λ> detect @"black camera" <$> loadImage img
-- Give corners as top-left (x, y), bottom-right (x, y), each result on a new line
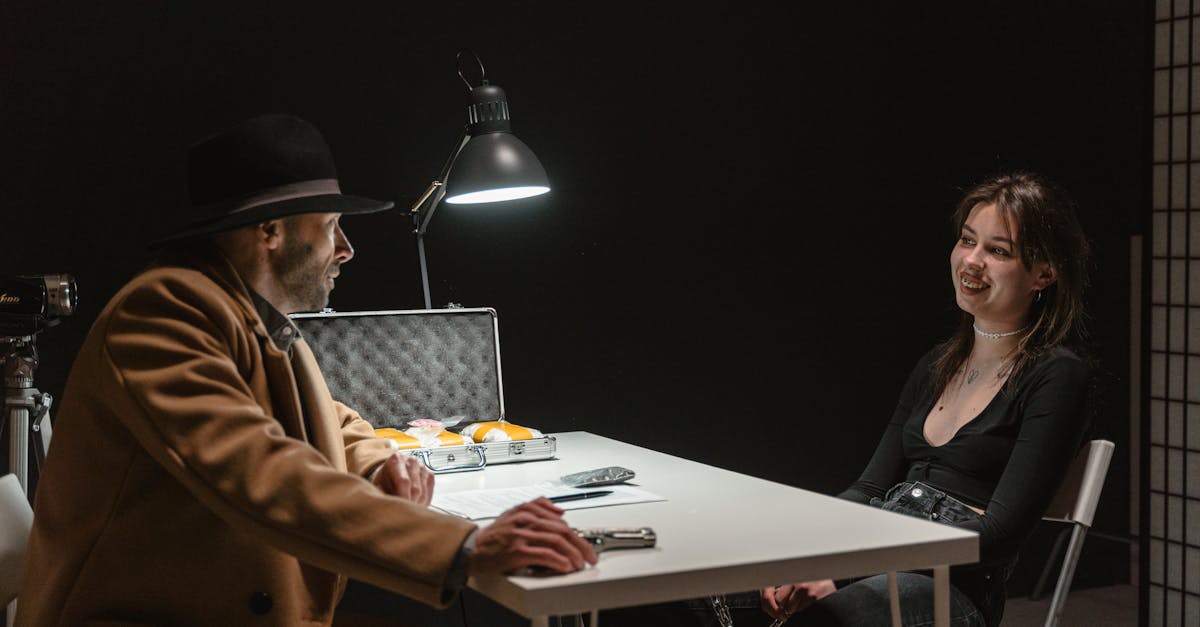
top-left (0, 274), bottom-right (78, 337)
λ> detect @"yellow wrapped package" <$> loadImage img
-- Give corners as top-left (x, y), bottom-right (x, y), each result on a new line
top-left (375, 419), bottom-right (471, 449)
top-left (374, 428), bottom-right (422, 450)
top-left (460, 421), bottom-right (543, 443)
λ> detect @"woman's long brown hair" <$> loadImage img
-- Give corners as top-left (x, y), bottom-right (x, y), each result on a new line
top-left (929, 172), bottom-right (1092, 397)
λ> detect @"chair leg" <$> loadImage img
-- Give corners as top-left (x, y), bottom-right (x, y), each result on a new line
top-left (1044, 524), bottom-right (1088, 627)
top-left (1031, 527), bottom-right (1071, 601)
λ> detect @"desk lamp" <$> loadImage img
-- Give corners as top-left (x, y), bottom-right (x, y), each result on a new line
top-left (409, 50), bottom-right (550, 309)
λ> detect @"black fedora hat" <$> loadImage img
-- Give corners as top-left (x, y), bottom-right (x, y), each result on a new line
top-left (151, 114), bottom-right (393, 248)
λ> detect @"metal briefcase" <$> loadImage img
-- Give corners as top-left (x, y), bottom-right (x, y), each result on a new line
top-left (290, 308), bottom-right (555, 472)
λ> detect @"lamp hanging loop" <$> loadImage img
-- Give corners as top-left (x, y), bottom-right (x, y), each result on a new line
top-left (456, 49), bottom-right (487, 89)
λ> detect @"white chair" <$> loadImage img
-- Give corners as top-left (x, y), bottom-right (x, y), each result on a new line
top-left (1034, 439), bottom-right (1115, 627)
top-left (1, 473), bottom-right (34, 606)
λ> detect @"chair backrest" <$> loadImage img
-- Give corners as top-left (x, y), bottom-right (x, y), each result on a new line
top-left (0, 473), bottom-right (34, 605)
top-left (1042, 439), bottom-right (1114, 527)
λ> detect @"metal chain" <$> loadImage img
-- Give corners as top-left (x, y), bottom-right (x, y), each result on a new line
top-left (707, 595), bottom-right (734, 627)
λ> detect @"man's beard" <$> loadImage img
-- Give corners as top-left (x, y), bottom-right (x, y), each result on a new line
top-left (271, 236), bottom-right (334, 313)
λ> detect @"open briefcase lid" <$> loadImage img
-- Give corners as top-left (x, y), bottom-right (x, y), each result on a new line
top-left (290, 308), bottom-right (506, 430)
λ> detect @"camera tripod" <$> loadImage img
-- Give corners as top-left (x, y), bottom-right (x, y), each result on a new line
top-left (2, 335), bottom-right (53, 495)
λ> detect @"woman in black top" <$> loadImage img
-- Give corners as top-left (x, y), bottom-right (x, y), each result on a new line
top-left (761, 172), bottom-right (1093, 627)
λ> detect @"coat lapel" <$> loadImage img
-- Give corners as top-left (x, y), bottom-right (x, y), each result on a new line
top-left (262, 341), bottom-right (310, 442)
top-left (291, 339), bottom-right (348, 472)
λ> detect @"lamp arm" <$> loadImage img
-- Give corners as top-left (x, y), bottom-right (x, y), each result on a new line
top-left (409, 180), bottom-right (444, 236)
top-left (412, 132), bottom-right (470, 234)
top-left (411, 131), bottom-right (470, 308)
top-left (417, 228), bottom-right (433, 309)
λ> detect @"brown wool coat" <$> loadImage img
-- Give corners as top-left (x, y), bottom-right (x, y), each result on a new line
top-left (16, 250), bottom-right (476, 626)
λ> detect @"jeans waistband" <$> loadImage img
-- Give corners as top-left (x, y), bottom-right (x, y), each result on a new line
top-left (871, 481), bottom-right (981, 525)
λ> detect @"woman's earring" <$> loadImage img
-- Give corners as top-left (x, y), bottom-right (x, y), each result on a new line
top-left (1035, 290), bottom-right (1043, 303)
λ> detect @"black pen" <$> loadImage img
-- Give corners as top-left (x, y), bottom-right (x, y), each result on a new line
top-left (549, 490), bottom-right (614, 503)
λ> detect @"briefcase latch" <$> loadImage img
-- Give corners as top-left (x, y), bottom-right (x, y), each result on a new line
top-left (411, 445), bottom-right (487, 474)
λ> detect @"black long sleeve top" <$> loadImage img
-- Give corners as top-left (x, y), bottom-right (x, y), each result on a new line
top-left (838, 346), bottom-right (1091, 565)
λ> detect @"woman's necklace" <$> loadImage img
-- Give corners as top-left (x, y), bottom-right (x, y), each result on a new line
top-left (973, 323), bottom-right (1028, 339)
top-left (935, 360), bottom-right (1009, 411)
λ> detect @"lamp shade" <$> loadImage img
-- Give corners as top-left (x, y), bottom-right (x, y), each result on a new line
top-left (441, 82), bottom-right (550, 204)
top-left (444, 133), bottom-right (550, 204)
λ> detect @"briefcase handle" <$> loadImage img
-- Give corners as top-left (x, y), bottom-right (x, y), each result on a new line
top-left (409, 445), bottom-right (488, 474)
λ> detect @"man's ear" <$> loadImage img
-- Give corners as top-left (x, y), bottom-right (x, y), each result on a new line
top-left (1033, 261), bottom-right (1057, 290)
top-left (257, 219), bottom-right (285, 251)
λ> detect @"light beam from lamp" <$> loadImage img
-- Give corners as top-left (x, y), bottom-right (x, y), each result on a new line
top-left (409, 50), bottom-right (550, 309)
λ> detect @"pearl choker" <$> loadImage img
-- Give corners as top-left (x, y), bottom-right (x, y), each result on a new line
top-left (973, 323), bottom-right (1028, 339)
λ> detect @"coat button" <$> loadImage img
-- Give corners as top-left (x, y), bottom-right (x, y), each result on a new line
top-left (249, 591), bottom-right (273, 615)
top-left (911, 488), bottom-right (923, 497)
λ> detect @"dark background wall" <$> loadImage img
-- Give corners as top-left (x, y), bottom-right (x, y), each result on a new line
top-left (1, 1), bottom-right (1144, 596)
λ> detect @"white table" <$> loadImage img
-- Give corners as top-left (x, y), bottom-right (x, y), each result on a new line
top-left (436, 431), bottom-right (978, 626)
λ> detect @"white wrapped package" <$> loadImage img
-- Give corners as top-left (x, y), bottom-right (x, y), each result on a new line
top-left (460, 421), bottom-right (543, 443)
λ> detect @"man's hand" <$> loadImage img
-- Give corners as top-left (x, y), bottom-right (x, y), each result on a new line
top-left (469, 498), bottom-right (599, 576)
top-left (760, 580), bottom-right (836, 620)
top-left (371, 453), bottom-right (435, 506)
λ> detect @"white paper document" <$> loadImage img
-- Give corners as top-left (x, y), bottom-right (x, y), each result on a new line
top-left (431, 482), bottom-right (665, 520)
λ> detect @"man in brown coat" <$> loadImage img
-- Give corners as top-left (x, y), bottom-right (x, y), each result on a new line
top-left (16, 114), bottom-right (594, 626)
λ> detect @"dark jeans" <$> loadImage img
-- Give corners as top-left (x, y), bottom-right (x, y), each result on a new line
top-left (607, 481), bottom-right (1011, 627)
top-left (793, 571), bottom-right (985, 627)
top-left (864, 481), bottom-right (1012, 627)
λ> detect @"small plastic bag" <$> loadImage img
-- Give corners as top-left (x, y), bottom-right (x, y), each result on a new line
top-left (560, 466), bottom-right (636, 488)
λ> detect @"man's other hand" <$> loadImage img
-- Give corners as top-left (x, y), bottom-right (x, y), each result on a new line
top-left (372, 453), bottom-right (435, 506)
top-left (469, 498), bottom-right (599, 576)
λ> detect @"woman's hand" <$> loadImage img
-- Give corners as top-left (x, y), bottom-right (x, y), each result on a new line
top-left (760, 579), bottom-right (837, 620)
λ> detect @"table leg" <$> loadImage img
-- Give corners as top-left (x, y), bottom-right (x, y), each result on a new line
top-left (933, 564), bottom-right (950, 627)
top-left (887, 570), bottom-right (901, 627)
